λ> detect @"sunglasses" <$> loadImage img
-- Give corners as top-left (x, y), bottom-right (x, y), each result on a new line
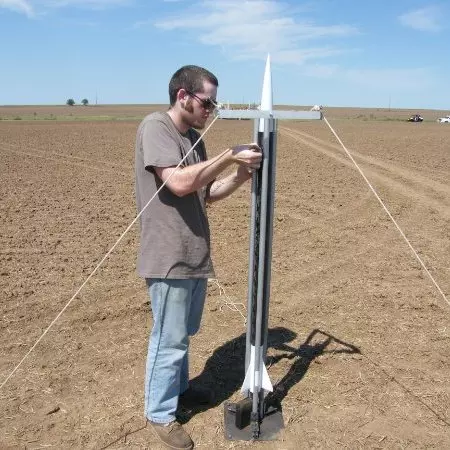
top-left (185, 90), bottom-right (218, 111)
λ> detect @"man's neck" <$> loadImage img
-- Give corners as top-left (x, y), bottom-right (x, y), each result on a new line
top-left (167, 108), bottom-right (189, 134)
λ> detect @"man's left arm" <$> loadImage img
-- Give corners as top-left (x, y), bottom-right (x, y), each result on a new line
top-left (206, 166), bottom-right (254, 203)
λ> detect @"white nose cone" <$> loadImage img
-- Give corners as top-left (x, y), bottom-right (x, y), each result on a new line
top-left (259, 54), bottom-right (273, 132)
top-left (260, 54), bottom-right (273, 112)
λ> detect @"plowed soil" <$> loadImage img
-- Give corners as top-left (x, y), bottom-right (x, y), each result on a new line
top-left (1, 105), bottom-right (449, 449)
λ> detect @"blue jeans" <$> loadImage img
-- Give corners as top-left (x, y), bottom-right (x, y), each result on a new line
top-left (144, 278), bottom-right (207, 424)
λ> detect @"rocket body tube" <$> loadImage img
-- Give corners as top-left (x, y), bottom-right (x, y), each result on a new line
top-left (241, 55), bottom-right (276, 439)
top-left (242, 118), bottom-right (276, 437)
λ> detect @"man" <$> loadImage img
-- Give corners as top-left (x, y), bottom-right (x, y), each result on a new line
top-left (135, 65), bottom-right (261, 449)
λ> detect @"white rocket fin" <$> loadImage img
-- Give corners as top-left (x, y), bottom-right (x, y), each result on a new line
top-left (241, 345), bottom-right (273, 394)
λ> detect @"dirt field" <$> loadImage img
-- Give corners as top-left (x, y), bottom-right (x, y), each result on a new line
top-left (1, 105), bottom-right (449, 449)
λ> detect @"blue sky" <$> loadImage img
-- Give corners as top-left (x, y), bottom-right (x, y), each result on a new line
top-left (1, 0), bottom-right (449, 109)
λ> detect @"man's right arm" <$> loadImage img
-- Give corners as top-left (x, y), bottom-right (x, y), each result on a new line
top-left (154, 144), bottom-right (261, 197)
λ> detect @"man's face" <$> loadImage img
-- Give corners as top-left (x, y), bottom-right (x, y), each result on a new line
top-left (182, 80), bottom-right (218, 130)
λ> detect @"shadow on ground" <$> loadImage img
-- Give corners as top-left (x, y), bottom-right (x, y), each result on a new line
top-left (178, 327), bottom-right (360, 423)
top-left (99, 327), bottom-right (360, 447)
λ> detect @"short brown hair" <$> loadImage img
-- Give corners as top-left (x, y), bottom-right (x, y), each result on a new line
top-left (168, 65), bottom-right (218, 106)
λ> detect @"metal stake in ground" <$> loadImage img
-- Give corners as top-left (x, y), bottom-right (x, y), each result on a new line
top-left (219, 54), bottom-right (322, 441)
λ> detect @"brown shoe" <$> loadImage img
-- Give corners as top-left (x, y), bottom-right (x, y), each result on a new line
top-left (148, 420), bottom-right (194, 450)
top-left (179, 386), bottom-right (215, 407)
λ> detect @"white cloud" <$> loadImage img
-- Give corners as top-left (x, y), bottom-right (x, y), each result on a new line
top-left (43, 0), bottom-right (131, 7)
top-left (154, 0), bottom-right (359, 64)
top-left (0, 0), bottom-right (34, 16)
top-left (0, 0), bottom-right (131, 16)
top-left (399, 6), bottom-right (443, 32)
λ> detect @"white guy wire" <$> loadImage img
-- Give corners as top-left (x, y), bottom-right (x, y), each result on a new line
top-left (208, 278), bottom-right (247, 323)
top-left (0, 114), bottom-right (220, 390)
top-left (323, 116), bottom-right (449, 308)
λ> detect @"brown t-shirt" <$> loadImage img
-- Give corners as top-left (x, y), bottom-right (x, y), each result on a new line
top-left (135, 111), bottom-right (214, 279)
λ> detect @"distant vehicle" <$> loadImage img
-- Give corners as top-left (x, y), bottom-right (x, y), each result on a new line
top-left (437, 115), bottom-right (450, 123)
top-left (407, 114), bottom-right (423, 122)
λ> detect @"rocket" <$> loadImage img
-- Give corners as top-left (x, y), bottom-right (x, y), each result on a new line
top-left (218, 54), bottom-right (322, 441)
top-left (241, 54), bottom-right (275, 399)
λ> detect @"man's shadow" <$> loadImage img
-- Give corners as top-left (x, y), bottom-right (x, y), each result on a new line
top-left (178, 327), bottom-right (360, 422)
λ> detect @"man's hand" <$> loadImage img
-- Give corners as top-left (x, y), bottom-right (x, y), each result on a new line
top-left (230, 143), bottom-right (262, 169)
top-left (236, 164), bottom-right (255, 182)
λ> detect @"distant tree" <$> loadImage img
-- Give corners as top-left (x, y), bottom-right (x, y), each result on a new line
top-left (81, 98), bottom-right (89, 106)
top-left (66, 98), bottom-right (75, 106)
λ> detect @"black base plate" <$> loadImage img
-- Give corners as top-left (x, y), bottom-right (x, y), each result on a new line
top-left (224, 400), bottom-right (284, 441)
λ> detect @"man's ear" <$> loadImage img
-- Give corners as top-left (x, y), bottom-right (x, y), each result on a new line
top-left (177, 88), bottom-right (188, 105)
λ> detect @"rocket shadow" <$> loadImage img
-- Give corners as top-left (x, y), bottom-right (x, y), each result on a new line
top-left (178, 327), bottom-right (360, 423)
top-left (265, 328), bottom-right (360, 408)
